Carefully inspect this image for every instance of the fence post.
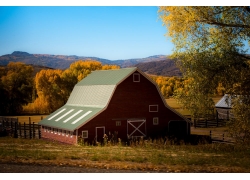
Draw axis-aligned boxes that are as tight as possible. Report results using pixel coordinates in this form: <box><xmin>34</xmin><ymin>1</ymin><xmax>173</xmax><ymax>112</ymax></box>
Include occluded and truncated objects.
<box><xmin>19</xmin><ymin>122</ymin><xmax>22</xmax><ymax>138</ymax></box>
<box><xmin>29</xmin><ymin>117</ymin><xmax>32</xmax><ymax>139</ymax></box>
<box><xmin>32</xmin><ymin>122</ymin><xmax>35</xmax><ymax>138</ymax></box>
<box><xmin>24</xmin><ymin>122</ymin><xmax>26</xmax><ymax>139</ymax></box>
<box><xmin>38</xmin><ymin>125</ymin><xmax>41</xmax><ymax>139</ymax></box>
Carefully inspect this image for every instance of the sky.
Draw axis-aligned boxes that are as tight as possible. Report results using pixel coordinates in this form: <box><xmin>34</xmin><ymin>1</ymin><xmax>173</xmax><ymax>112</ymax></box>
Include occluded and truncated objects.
<box><xmin>0</xmin><ymin>5</ymin><xmax>175</xmax><ymax>60</ymax></box>
<box><xmin>1</xmin><ymin>1</ymin><xmax>248</xmax><ymax>60</ymax></box>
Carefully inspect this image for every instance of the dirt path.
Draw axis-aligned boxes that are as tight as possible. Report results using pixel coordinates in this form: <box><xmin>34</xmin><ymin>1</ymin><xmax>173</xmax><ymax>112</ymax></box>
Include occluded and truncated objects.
<box><xmin>0</xmin><ymin>163</ymin><xmax>159</xmax><ymax>173</ymax></box>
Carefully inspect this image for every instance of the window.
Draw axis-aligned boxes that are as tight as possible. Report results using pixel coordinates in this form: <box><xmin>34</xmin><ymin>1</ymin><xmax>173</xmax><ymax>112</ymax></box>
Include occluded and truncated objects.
<box><xmin>54</xmin><ymin>129</ymin><xmax>57</xmax><ymax>134</ymax></box>
<box><xmin>149</xmin><ymin>105</ymin><xmax>158</xmax><ymax>112</ymax></box>
<box><xmin>62</xmin><ymin>130</ymin><xmax>65</xmax><ymax>136</ymax></box>
<box><xmin>48</xmin><ymin>127</ymin><xmax>51</xmax><ymax>133</ymax></box>
<box><xmin>133</xmin><ymin>73</ymin><xmax>140</xmax><ymax>82</ymax></box>
<box><xmin>82</xmin><ymin>131</ymin><xmax>88</xmax><ymax>138</ymax></box>
<box><xmin>153</xmin><ymin>117</ymin><xmax>159</xmax><ymax>125</ymax></box>
<box><xmin>116</xmin><ymin>121</ymin><xmax>121</xmax><ymax>126</ymax></box>
<box><xmin>44</xmin><ymin>127</ymin><xmax>47</xmax><ymax>132</ymax></box>
<box><xmin>70</xmin><ymin>131</ymin><xmax>73</xmax><ymax>138</ymax></box>
<box><xmin>51</xmin><ymin>128</ymin><xmax>53</xmax><ymax>133</ymax></box>
<box><xmin>66</xmin><ymin>131</ymin><xmax>69</xmax><ymax>137</ymax></box>
<box><xmin>58</xmin><ymin>129</ymin><xmax>62</xmax><ymax>135</ymax></box>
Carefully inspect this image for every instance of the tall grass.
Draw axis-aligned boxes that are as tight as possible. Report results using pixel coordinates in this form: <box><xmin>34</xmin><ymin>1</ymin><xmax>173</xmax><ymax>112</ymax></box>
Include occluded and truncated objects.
<box><xmin>0</xmin><ymin>136</ymin><xmax>249</xmax><ymax>172</ymax></box>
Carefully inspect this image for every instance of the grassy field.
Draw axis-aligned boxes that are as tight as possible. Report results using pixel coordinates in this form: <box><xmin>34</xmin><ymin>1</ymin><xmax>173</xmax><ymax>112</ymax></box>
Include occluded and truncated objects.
<box><xmin>0</xmin><ymin>137</ymin><xmax>249</xmax><ymax>172</ymax></box>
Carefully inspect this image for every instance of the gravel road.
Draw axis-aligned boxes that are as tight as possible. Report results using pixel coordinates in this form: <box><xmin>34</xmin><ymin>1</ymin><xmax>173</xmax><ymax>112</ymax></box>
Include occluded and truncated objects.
<box><xmin>0</xmin><ymin>163</ymin><xmax>159</xmax><ymax>173</ymax></box>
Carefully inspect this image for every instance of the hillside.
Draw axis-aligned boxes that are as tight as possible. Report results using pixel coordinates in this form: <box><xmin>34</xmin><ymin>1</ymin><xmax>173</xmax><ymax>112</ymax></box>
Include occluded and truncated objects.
<box><xmin>0</xmin><ymin>51</ymin><xmax>181</xmax><ymax>76</ymax></box>
<box><xmin>135</xmin><ymin>59</ymin><xmax>182</xmax><ymax>77</ymax></box>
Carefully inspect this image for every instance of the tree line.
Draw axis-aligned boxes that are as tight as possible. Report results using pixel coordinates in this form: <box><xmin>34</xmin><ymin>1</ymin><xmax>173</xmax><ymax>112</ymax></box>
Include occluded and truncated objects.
<box><xmin>0</xmin><ymin>60</ymin><xmax>119</xmax><ymax>115</ymax></box>
<box><xmin>0</xmin><ymin>60</ymin><xmax>226</xmax><ymax>116</ymax></box>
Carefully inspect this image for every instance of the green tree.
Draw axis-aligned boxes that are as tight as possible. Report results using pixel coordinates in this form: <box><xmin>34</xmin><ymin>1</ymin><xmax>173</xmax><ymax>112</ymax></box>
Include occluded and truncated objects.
<box><xmin>159</xmin><ymin>6</ymin><xmax>250</xmax><ymax>143</ymax></box>
<box><xmin>1</xmin><ymin>62</ymin><xmax>34</xmax><ymax>115</ymax></box>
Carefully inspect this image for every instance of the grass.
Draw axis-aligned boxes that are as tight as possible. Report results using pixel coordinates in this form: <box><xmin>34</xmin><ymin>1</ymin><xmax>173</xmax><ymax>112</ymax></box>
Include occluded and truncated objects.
<box><xmin>0</xmin><ymin>137</ymin><xmax>250</xmax><ymax>172</ymax></box>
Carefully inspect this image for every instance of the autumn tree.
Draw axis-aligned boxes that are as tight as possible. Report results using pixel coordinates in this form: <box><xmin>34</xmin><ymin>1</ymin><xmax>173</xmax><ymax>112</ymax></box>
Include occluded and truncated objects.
<box><xmin>0</xmin><ymin>62</ymin><xmax>34</xmax><ymax>115</ymax></box>
<box><xmin>159</xmin><ymin>6</ymin><xmax>250</xmax><ymax>143</ymax></box>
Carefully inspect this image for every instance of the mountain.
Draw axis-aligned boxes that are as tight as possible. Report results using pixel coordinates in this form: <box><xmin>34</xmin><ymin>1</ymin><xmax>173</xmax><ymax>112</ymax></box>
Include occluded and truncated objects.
<box><xmin>0</xmin><ymin>51</ymin><xmax>181</xmax><ymax>76</ymax></box>
<box><xmin>135</xmin><ymin>60</ymin><xmax>182</xmax><ymax>77</ymax></box>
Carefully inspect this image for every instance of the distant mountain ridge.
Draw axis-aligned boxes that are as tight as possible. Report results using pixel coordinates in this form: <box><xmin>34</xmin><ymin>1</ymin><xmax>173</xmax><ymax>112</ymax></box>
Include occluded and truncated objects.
<box><xmin>0</xmin><ymin>51</ymin><xmax>182</xmax><ymax>76</ymax></box>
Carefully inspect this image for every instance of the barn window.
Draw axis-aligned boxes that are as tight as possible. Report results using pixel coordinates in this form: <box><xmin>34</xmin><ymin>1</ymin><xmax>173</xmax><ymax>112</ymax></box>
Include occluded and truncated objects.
<box><xmin>116</xmin><ymin>121</ymin><xmax>121</xmax><ymax>126</ymax></box>
<box><xmin>66</xmin><ymin>131</ymin><xmax>69</xmax><ymax>137</ymax></box>
<box><xmin>82</xmin><ymin>131</ymin><xmax>88</xmax><ymax>138</ymax></box>
<box><xmin>153</xmin><ymin>117</ymin><xmax>159</xmax><ymax>125</ymax></box>
<box><xmin>70</xmin><ymin>131</ymin><xmax>73</xmax><ymax>138</ymax></box>
<box><xmin>58</xmin><ymin>129</ymin><xmax>61</xmax><ymax>135</ymax></box>
<box><xmin>51</xmin><ymin>128</ymin><xmax>54</xmax><ymax>133</ymax></box>
<box><xmin>149</xmin><ymin>105</ymin><xmax>158</xmax><ymax>112</ymax></box>
<box><xmin>62</xmin><ymin>130</ymin><xmax>65</xmax><ymax>136</ymax></box>
<box><xmin>44</xmin><ymin>127</ymin><xmax>47</xmax><ymax>132</ymax></box>
<box><xmin>48</xmin><ymin>127</ymin><xmax>51</xmax><ymax>133</ymax></box>
<box><xmin>133</xmin><ymin>73</ymin><xmax>140</xmax><ymax>82</ymax></box>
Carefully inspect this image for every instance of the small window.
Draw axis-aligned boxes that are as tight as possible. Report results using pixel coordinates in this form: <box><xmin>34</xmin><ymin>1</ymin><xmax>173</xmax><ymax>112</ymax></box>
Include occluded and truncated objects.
<box><xmin>133</xmin><ymin>73</ymin><xmax>140</xmax><ymax>82</ymax></box>
<box><xmin>116</xmin><ymin>121</ymin><xmax>121</xmax><ymax>126</ymax></box>
<box><xmin>82</xmin><ymin>131</ymin><xmax>88</xmax><ymax>138</ymax></box>
<box><xmin>51</xmin><ymin>128</ymin><xmax>54</xmax><ymax>133</ymax></box>
<box><xmin>149</xmin><ymin>105</ymin><xmax>158</xmax><ymax>112</ymax></box>
<box><xmin>54</xmin><ymin>129</ymin><xmax>57</xmax><ymax>134</ymax></box>
<box><xmin>58</xmin><ymin>129</ymin><xmax>61</xmax><ymax>135</ymax></box>
<box><xmin>66</xmin><ymin>131</ymin><xmax>69</xmax><ymax>137</ymax></box>
<box><xmin>62</xmin><ymin>130</ymin><xmax>65</xmax><ymax>136</ymax></box>
<box><xmin>70</xmin><ymin>131</ymin><xmax>73</xmax><ymax>138</ymax></box>
<box><xmin>44</xmin><ymin>127</ymin><xmax>47</xmax><ymax>132</ymax></box>
<box><xmin>153</xmin><ymin>117</ymin><xmax>159</xmax><ymax>125</ymax></box>
<box><xmin>48</xmin><ymin>127</ymin><xmax>51</xmax><ymax>133</ymax></box>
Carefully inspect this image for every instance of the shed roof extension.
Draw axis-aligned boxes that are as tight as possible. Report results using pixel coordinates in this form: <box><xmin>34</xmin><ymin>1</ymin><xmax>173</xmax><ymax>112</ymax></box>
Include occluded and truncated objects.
<box><xmin>38</xmin><ymin>67</ymin><xmax>137</xmax><ymax>131</ymax></box>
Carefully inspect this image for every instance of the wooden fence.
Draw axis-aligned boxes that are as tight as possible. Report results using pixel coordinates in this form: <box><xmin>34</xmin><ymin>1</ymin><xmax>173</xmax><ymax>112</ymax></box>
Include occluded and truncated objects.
<box><xmin>194</xmin><ymin>118</ymin><xmax>227</xmax><ymax>128</ymax></box>
<box><xmin>0</xmin><ymin>116</ymin><xmax>41</xmax><ymax>139</ymax></box>
<box><xmin>209</xmin><ymin>130</ymin><xmax>235</xmax><ymax>144</ymax></box>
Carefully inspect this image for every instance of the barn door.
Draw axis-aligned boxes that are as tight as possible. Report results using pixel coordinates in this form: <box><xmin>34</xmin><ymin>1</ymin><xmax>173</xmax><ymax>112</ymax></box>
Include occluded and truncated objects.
<box><xmin>127</xmin><ymin>119</ymin><xmax>146</xmax><ymax>138</ymax></box>
<box><xmin>96</xmin><ymin>127</ymin><xmax>105</xmax><ymax>143</ymax></box>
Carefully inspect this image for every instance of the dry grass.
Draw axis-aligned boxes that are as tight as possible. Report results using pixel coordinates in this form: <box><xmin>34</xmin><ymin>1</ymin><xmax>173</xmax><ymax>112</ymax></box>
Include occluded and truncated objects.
<box><xmin>0</xmin><ymin>137</ymin><xmax>250</xmax><ymax>172</ymax></box>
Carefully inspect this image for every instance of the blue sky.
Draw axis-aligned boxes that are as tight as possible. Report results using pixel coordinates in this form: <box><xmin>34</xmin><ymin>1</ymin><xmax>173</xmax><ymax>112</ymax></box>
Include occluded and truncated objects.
<box><xmin>0</xmin><ymin>6</ymin><xmax>175</xmax><ymax>60</ymax></box>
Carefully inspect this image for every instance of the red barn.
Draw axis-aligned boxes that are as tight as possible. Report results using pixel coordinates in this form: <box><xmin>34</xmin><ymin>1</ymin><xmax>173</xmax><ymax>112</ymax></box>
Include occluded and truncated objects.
<box><xmin>38</xmin><ymin>67</ymin><xmax>190</xmax><ymax>144</ymax></box>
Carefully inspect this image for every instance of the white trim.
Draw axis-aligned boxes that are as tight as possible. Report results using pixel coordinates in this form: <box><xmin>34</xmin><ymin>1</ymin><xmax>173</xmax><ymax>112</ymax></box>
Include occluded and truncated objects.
<box><xmin>133</xmin><ymin>73</ymin><xmax>140</xmax><ymax>82</ymax></box>
<box><xmin>149</xmin><ymin>105</ymin><xmax>158</xmax><ymax>112</ymax></box>
<box><xmin>48</xmin><ymin>108</ymin><xmax>66</xmax><ymax>120</ymax></box>
<box><xmin>127</xmin><ymin>119</ymin><xmax>146</xmax><ymax>137</ymax></box>
<box><xmin>63</xmin><ymin>110</ymin><xmax>83</xmax><ymax>123</ymax></box>
<box><xmin>82</xmin><ymin>130</ymin><xmax>88</xmax><ymax>138</ymax></box>
<box><xmin>71</xmin><ymin>111</ymin><xmax>92</xmax><ymax>124</ymax></box>
<box><xmin>95</xmin><ymin>126</ymin><xmax>105</xmax><ymax>140</ymax></box>
<box><xmin>55</xmin><ymin>109</ymin><xmax>74</xmax><ymax>122</ymax></box>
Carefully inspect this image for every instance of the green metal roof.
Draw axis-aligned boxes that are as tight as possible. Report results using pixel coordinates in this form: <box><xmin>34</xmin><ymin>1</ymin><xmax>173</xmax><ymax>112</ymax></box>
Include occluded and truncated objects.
<box><xmin>38</xmin><ymin>67</ymin><xmax>137</xmax><ymax>131</ymax></box>
<box><xmin>76</xmin><ymin>67</ymin><xmax>137</xmax><ymax>85</ymax></box>
<box><xmin>39</xmin><ymin>105</ymin><xmax>103</xmax><ymax>131</ymax></box>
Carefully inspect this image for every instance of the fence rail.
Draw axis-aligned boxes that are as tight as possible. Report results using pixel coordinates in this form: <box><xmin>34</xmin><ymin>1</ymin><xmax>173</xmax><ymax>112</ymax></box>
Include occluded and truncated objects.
<box><xmin>210</xmin><ymin>130</ymin><xmax>235</xmax><ymax>144</ymax></box>
<box><xmin>0</xmin><ymin>116</ymin><xmax>41</xmax><ymax>139</ymax></box>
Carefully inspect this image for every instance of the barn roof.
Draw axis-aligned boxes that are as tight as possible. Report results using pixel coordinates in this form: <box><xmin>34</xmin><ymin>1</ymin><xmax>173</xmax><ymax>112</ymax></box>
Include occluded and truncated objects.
<box><xmin>38</xmin><ymin>67</ymin><xmax>137</xmax><ymax>131</ymax></box>
<box><xmin>215</xmin><ymin>94</ymin><xmax>232</xmax><ymax>109</ymax></box>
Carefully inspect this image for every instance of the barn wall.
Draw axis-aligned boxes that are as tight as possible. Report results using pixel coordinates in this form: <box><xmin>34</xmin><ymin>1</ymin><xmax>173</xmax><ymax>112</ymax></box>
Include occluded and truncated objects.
<box><xmin>78</xmin><ymin>71</ymin><xmax>188</xmax><ymax>143</ymax></box>
<box><xmin>41</xmin><ymin>127</ymin><xmax>77</xmax><ymax>144</ymax></box>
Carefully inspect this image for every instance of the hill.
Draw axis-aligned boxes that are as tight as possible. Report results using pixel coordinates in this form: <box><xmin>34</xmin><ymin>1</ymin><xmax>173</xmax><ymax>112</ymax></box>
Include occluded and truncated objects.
<box><xmin>0</xmin><ymin>51</ymin><xmax>181</xmax><ymax>76</ymax></box>
<box><xmin>135</xmin><ymin>59</ymin><xmax>182</xmax><ymax>77</ymax></box>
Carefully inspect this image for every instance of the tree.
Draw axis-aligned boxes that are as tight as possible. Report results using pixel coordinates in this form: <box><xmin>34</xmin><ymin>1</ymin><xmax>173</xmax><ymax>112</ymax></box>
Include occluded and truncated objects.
<box><xmin>35</xmin><ymin>69</ymin><xmax>65</xmax><ymax>114</ymax></box>
<box><xmin>159</xmin><ymin>6</ymin><xmax>250</xmax><ymax>143</ymax></box>
<box><xmin>0</xmin><ymin>62</ymin><xmax>34</xmax><ymax>115</ymax></box>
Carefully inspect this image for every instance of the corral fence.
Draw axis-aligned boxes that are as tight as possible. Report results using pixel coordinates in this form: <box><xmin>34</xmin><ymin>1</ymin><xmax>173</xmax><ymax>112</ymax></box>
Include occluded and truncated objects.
<box><xmin>209</xmin><ymin>130</ymin><xmax>235</xmax><ymax>144</ymax></box>
<box><xmin>0</xmin><ymin>116</ymin><xmax>42</xmax><ymax>139</ymax></box>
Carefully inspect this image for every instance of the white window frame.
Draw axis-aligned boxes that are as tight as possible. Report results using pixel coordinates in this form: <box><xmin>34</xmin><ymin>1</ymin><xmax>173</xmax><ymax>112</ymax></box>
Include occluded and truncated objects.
<box><xmin>82</xmin><ymin>130</ymin><xmax>88</xmax><ymax>139</ymax></box>
<box><xmin>133</xmin><ymin>73</ymin><xmax>140</xmax><ymax>82</ymax></box>
<box><xmin>116</xmin><ymin>121</ymin><xmax>121</xmax><ymax>126</ymax></box>
<box><xmin>149</xmin><ymin>105</ymin><xmax>158</xmax><ymax>112</ymax></box>
<box><xmin>153</xmin><ymin>117</ymin><xmax>159</xmax><ymax>125</ymax></box>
